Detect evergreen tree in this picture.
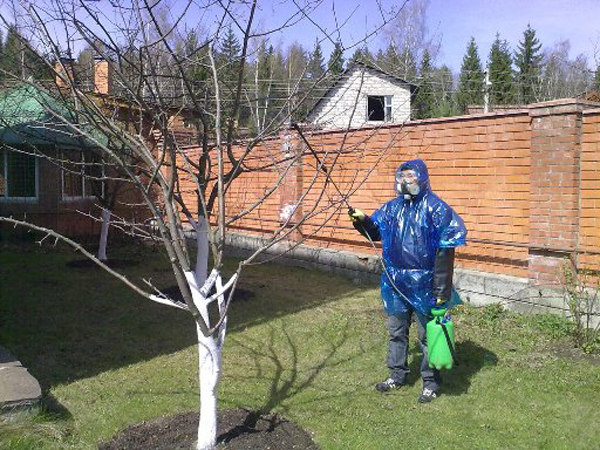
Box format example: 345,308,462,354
350,45,373,64
383,42,400,74
217,26,241,124
307,39,325,81
430,65,459,117
184,30,209,84
413,49,434,119
595,65,600,91
455,37,485,113
487,33,514,106
1,25,50,80
375,48,385,68
327,41,345,76
514,24,542,104
75,45,95,91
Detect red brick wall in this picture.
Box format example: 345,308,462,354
178,99,600,284
580,109,600,272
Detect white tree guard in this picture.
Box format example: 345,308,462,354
97,208,111,261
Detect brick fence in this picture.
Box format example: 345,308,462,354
178,98,600,312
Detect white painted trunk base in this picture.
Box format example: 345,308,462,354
189,218,228,450
98,208,111,261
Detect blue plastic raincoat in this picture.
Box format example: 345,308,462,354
367,158,467,315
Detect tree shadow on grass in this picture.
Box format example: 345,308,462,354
219,318,358,445
0,243,364,395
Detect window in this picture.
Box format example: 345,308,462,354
367,95,393,122
61,150,103,200
0,148,38,200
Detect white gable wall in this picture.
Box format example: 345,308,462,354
307,67,412,129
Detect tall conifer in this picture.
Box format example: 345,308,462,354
488,33,514,105
414,49,433,119
515,24,542,104
328,41,345,76
456,37,485,112
307,39,325,81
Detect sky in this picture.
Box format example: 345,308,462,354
257,0,600,73
425,0,600,72
1,0,599,74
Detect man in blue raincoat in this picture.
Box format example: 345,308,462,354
349,158,467,403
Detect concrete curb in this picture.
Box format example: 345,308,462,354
0,346,41,417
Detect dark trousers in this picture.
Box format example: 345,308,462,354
386,311,441,391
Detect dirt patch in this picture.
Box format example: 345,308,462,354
548,342,600,365
98,408,318,450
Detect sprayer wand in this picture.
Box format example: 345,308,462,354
289,122,413,303
290,122,354,214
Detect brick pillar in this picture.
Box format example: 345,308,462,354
278,128,303,240
93,57,112,95
55,57,75,89
528,100,584,284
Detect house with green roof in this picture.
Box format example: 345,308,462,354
0,83,112,235
0,56,202,238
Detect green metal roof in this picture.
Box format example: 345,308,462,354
0,84,105,148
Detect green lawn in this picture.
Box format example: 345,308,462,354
0,240,599,450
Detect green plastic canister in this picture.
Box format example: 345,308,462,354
426,308,455,370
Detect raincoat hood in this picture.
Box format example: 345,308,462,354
395,158,431,199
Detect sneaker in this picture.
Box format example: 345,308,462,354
418,387,439,403
375,378,403,392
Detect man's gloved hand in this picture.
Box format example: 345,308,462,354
348,207,366,223
434,298,447,309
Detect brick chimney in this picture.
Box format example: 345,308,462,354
93,56,112,95
55,57,75,89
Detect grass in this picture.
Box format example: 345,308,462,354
1,239,599,450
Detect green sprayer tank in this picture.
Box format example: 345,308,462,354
426,308,456,370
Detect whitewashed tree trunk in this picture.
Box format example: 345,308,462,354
196,325,222,450
188,217,228,450
97,208,111,261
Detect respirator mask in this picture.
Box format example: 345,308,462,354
396,169,420,200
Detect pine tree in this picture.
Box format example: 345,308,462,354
431,65,459,117
514,24,542,104
350,46,373,64
383,42,400,74
307,39,325,81
487,33,514,106
328,41,345,76
455,37,485,113
1,25,50,80
184,30,209,84
414,49,434,119
217,26,241,125
595,65,600,91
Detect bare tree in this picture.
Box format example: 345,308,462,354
0,1,398,448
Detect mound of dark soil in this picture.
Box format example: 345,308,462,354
98,408,318,450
